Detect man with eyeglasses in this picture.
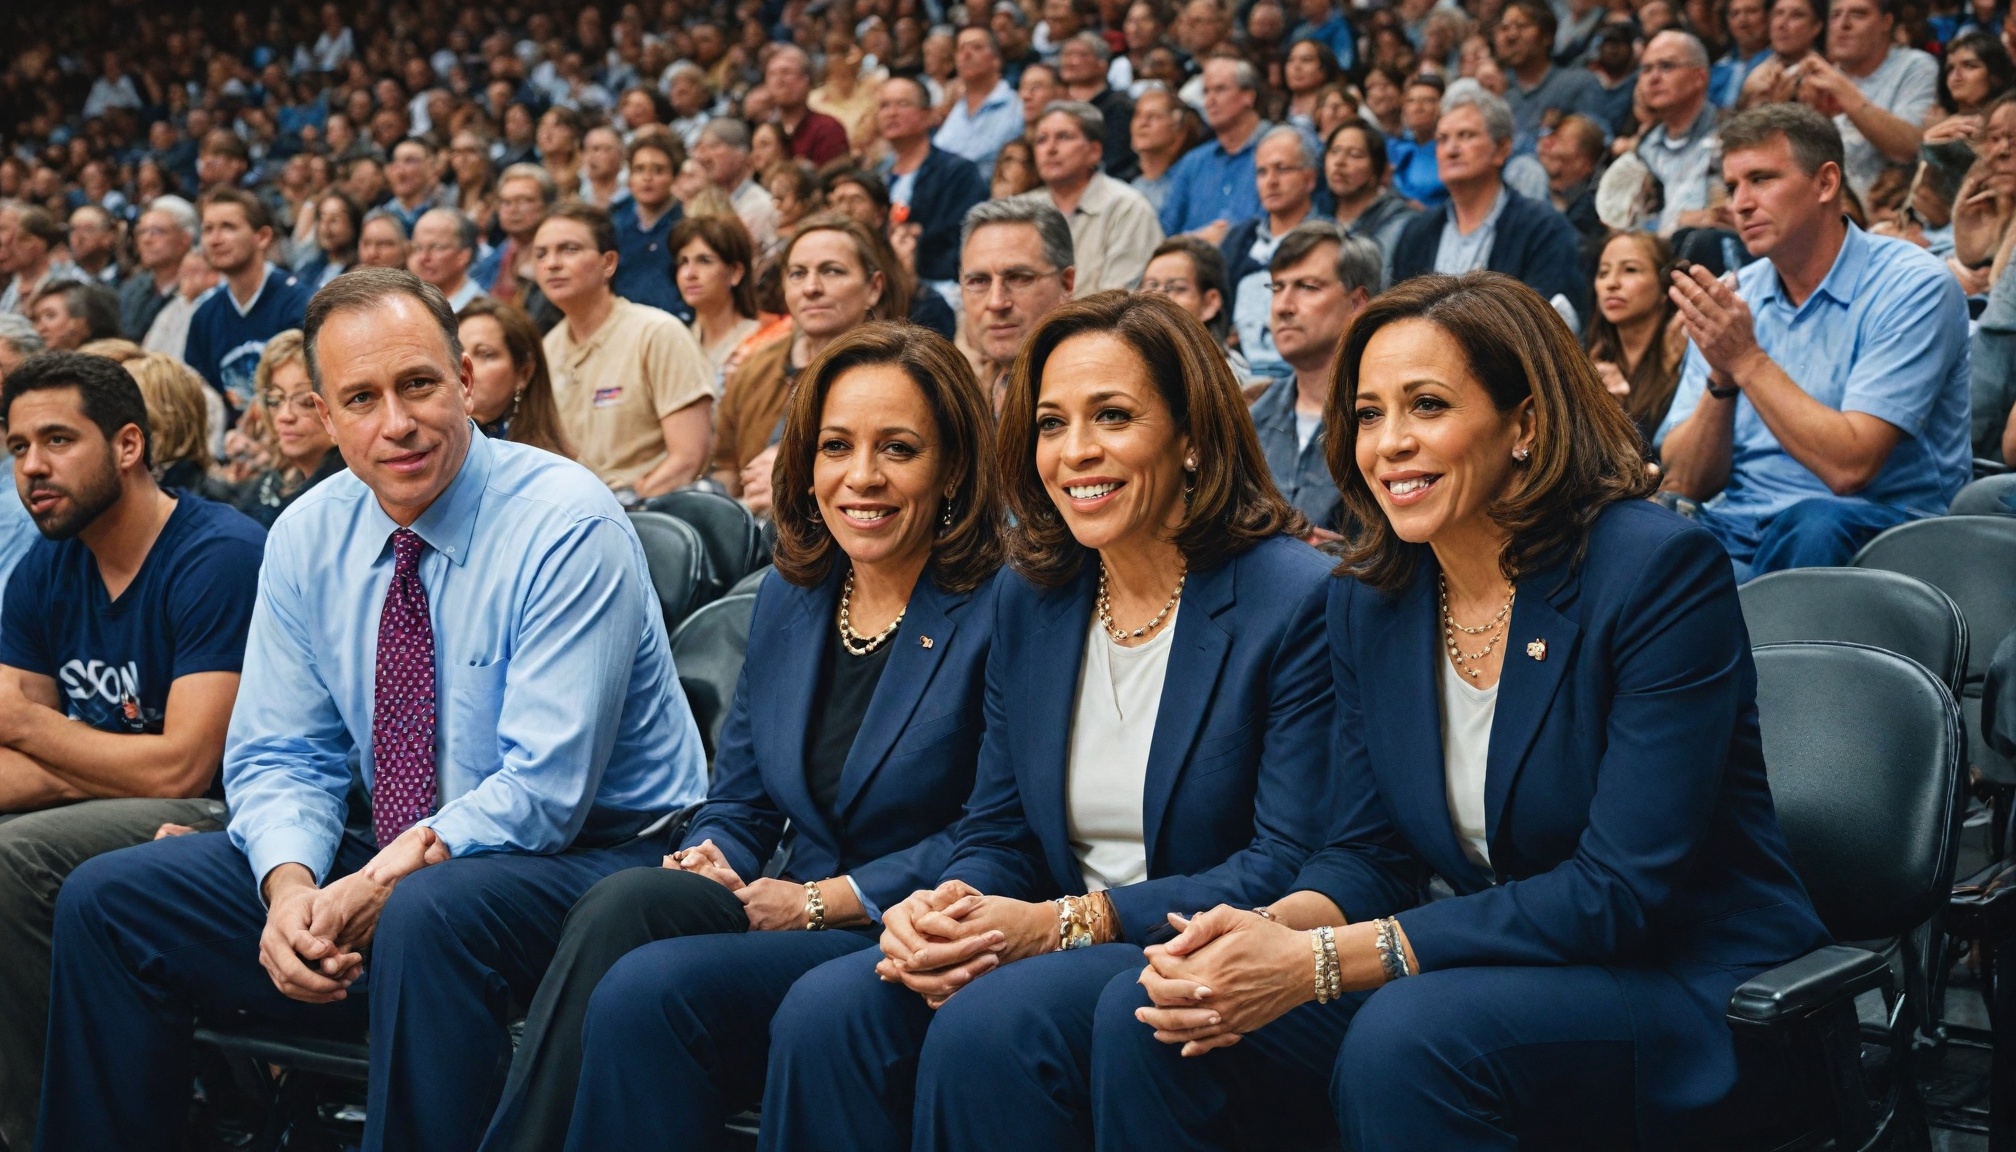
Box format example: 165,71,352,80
1016,102,1164,295
409,207,486,312
1494,0,1606,155
875,76,989,303
958,198,1077,412
118,197,197,342
1248,224,1377,537
1634,32,1743,268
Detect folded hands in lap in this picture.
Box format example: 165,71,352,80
877,880,1057,1007
259,825,451,1004
1136,906,1317,1056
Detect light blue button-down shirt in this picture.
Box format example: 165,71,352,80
1159,121,1274,236
1655,224,1972,520
224,429,708,887
934,79,1023,180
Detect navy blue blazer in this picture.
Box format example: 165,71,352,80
907,146,990,284
1299,499,1828,1140
679,566,998,912
939,535,1336,945
1388,187,1591,331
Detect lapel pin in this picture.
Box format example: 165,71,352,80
919,636,934,649
1526,639,1547,661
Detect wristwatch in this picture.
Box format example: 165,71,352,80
1707,380,1740,400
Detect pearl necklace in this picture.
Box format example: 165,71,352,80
837,569,905,656
1097,563,1185,642
1439,574,1515,680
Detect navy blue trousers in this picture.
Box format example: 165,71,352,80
37,827,663,1152
1694,496,1914,582
1094,964,1639,1152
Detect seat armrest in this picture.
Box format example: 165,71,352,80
1726,945,1891,1028
1948,858,2016,937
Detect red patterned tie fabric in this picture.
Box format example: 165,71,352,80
372,528,438,847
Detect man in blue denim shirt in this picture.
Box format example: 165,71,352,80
1247,224,1378,535
39,269,709,1152
1658,105,1970,579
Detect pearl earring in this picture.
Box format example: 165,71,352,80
1513,446,1531,462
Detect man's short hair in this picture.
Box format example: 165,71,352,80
1503,0,1559,41
538,200,619,255
956,26,1003,57
392,135,438,159
1268,220,1381,294
418,206,478,253
627,124,683,167
1441,79,1515,145
29,282,121,342
1065,30,1112,62
499,163,560,205
664,60,711,90
302,267,461,392
13,207,63,250
146,195,200,238
1650,28,1711,68
199,129,250,163
200,187,274,233
70,204,116,233
0,313,45,362
1039,100,1106,147
1207,56,1262,94
1,351,152,467
961,198,1076,271
700,117,752,151
824,167,891,210
1259,123,1318,168
1552,114,1609,164
1719,102,1846,178
361,208,411,240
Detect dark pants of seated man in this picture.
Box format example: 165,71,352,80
0,797,226,1151
1092,964,1639,1152
38,825,666,1152
479,867,875,1152
1691,496,1914,582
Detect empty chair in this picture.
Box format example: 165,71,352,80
646,489,763,601
1727,642,1966,1151
1738,568,1967,694
1949,472,2016,516
628,511,710,628
669,592,756,758
728,565,771,597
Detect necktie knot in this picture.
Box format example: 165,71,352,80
392,528,425,574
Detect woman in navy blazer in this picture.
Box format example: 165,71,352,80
476,323,1003,1152
754,291,1336,1152
1099,273,1830,1150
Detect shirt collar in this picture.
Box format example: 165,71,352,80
371,423,491,566
230,264,277,316
977,79,1016,112
1758,220,1869,313
1651,103,1718,148
1217,119,1272,158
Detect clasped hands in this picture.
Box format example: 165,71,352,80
663,839,827,932
1135,906,1323,1057
259,824,450,1004
875,880,1061,1008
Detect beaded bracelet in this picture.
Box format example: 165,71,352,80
1056,896,1094,950
1374,917,1412,982
1309,926,1341,1003
803,881,827,931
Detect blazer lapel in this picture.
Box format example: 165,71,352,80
833,577,968,817
758,571,838,842
1020,566,1098,888
1139,558,1235,869
1483,560,1581,847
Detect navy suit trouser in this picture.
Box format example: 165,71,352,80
1093,964,1640,1152
759,942,1147,1152
37,827,664,1152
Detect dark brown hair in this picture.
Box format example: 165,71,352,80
455,297,574,459
200,186,276,234
1000,290,1306,587
303,266,459,391
772,322,1003,593
671,213,762,320
1583,231,1684,435
536,199,618,254
782,212,910,323
1324,273,1655,595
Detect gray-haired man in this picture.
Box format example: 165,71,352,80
410,206,486,310
960,198,1078,410
119,197,198,341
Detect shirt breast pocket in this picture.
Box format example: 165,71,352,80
444,658,510,775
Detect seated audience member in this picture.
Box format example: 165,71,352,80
0,351,265,1152
0,314,42,378
991,139,1044,199
1658,105,1970,577
1159,58,1274,237
1391,84,1590,330
712,215,906,512
0,206,82,317
766,161,825,243
1716,0,1776,106
1389,73,1449,208
767,46,851,166
672,215,785,388
1142,235,1250,379
1636,31,1737,264
1093,271,1830,1152
126,353,235,501
1588,231,1689,446
875,76,992,297
1588,24,1644,134
28,281,121,351
760,290,1336,1151
358,208,413,269
579,126,630,211
66,206,120,289
476,164,560,311
959,197,1079,406
1019,63,1067,138
1250,225,1379,534
695,119,782,254
1225,126,1327,373
1540,113,1608,258
480,323,1004,1151
235,331,346,528
298,190,363,291
0,319,37,603
409,207,487,311
814,171,961,340
1797,0,1937,202
456,298,574,458
38,269,710,1152
120,197,198,341
535,202,715,500
1325,120,1418,289
610,126,692,320
1739,0,1826,110
1130,87,1203,213
1059,32,1141,180
143,247,220,362
936,28,1027,179
1496,0,1608,154
1019,101,1166,294
184,188,314,416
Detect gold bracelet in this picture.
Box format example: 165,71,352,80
803,881,827,931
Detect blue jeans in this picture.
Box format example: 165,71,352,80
1694,497,1916,581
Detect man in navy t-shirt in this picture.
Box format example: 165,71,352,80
182,188,313,416
0,351,264,1151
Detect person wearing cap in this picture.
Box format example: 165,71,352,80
936,28,1027,180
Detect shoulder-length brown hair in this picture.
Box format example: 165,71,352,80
781,212,911,323
772,321,1003,594
1000,290,1307,587
1325,272,1655,595
671,213,762,321
456,297,574,459
1583,231,1684,436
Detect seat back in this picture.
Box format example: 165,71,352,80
670,593,757,758
1852,516,2016,686
1738,568,1968,695
1753,642,1966,942
627,511,710,628
729,565,772,598
1947,472,2016,516
648,489,763,598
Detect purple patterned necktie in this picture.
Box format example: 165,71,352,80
372,528,437,847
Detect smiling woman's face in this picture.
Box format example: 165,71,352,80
812,362,946,573
1351,318,1531,548
1033,332,1192,556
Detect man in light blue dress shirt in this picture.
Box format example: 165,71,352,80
935,28,1027,180
39,268,709,1152
1658,105,1970,580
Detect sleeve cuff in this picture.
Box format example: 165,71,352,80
845,875,883,924
242,825,342,897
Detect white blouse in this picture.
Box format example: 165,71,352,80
1437,650,1499,869
1065,605,1180,892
